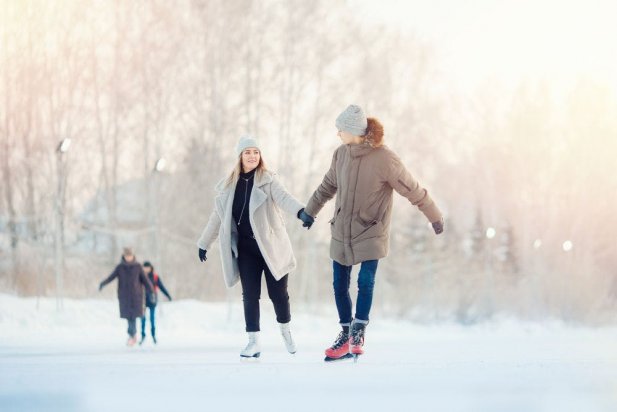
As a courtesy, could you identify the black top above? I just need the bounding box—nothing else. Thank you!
[232,168,256,238]
[144,272,172,307]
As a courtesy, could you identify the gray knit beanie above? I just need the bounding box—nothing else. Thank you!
[335,104,367,136]
[235,135,260,157]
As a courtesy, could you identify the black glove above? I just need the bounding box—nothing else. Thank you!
[432,218,444,235]
[297,208,314,229]
[199,248,207,262]
[98,283,103,292]
[168,296,172,302]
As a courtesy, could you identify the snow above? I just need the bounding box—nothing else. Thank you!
[2,294,617,412]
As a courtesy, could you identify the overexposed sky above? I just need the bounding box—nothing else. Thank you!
[352,0,617,94]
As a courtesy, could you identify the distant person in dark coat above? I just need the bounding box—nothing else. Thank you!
[99,247,154,347]
[139,261,172,345]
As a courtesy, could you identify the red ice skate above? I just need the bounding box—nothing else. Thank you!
[324,331,351,362]
[349,321,367,355]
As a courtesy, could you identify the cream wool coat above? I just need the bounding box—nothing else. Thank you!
[197,170,304,288]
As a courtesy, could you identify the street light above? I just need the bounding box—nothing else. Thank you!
[533,239,542,249]
[486,227,496,239]
[54,138,71,310]
[154,157,166,173]
[562,240,573,252]
[57,138,71,153]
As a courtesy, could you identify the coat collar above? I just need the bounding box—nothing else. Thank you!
[120,258,139,267]
[215,178,231,194]
[248,171,273,214]
[213,171,274,219]
[215,170,274,194]
[349,143,374,158]
[254,170,274,187]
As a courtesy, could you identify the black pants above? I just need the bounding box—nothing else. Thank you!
[127,318,137,337]
[237,236,291,332]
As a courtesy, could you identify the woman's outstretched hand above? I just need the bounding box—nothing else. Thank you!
[297,208,314,229]
[199,248,208,262]
[432,218,444,235]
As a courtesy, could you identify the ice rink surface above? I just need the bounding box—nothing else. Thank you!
[2,294,617,412]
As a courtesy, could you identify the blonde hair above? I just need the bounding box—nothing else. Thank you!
[225,152,268,187]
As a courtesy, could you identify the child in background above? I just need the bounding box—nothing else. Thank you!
[140,261,172,345]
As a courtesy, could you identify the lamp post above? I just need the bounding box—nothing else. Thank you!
[153,158,165,276]
[562,240,574,318]
[484,227,496,317]
[54,138,71,310]
[532,239,543,316]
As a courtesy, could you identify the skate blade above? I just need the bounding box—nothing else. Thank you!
[240,352,261,361]
[324,353,354,362]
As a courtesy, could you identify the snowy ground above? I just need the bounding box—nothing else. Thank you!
[2,294,617,412]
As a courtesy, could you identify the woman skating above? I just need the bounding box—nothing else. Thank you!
[301,104,444,361]
[197,136,310,358]
[99,247,154,346]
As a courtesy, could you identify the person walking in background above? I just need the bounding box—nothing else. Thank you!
[299,104,444,361]
[197,136,310,359]
[99,247,154,347]
[139,261,172,345]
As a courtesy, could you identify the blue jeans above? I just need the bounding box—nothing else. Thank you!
[332,260,379,324]
[141,306,156,337]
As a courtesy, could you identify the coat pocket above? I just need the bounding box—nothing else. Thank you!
[270,202,286,229]
[329,207,342,241]
[352,219,384,242]
[328,207,342,224]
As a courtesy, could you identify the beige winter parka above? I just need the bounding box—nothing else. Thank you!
[305,143,442,266]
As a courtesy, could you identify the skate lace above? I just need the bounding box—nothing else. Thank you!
[350,327,364,346]
[331,331,349,350]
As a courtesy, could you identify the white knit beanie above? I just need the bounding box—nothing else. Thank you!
[335,104,367,136]
[235,135,260,157]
